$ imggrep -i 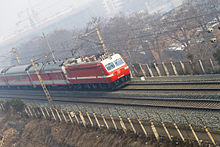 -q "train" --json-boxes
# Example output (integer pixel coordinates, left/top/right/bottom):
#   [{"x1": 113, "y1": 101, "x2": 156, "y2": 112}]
[{"x1": 0, "y1": 53, "x2": 130, "y2": 90}]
